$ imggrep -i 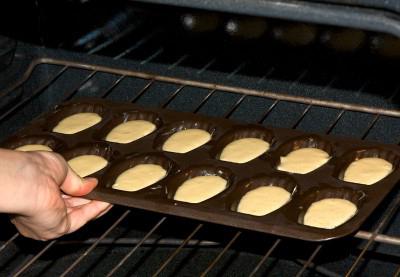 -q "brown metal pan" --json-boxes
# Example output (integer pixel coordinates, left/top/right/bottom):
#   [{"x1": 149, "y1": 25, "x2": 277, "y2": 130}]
[{"x1": 3, "y1": 98, "x2": 400, "y2": 241}]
